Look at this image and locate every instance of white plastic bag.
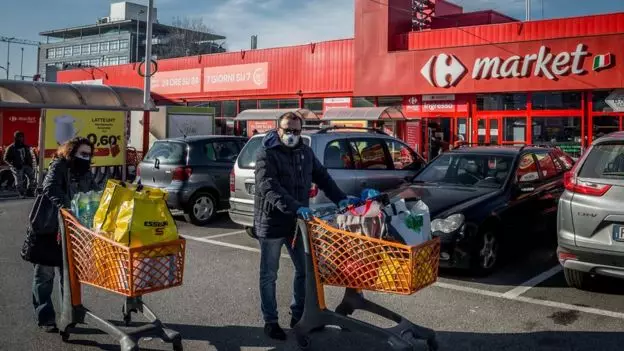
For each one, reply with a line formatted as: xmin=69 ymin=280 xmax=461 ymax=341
xmin=383 ymin=199 xmax=431 ymax=246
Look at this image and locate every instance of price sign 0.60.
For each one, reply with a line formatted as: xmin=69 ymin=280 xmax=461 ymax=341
xmin=86 ymin=133 xmax=122 ymax=147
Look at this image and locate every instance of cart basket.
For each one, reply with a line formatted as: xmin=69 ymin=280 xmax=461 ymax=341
xmin=307 ymin=218 xmax=440 ymax=295
xmin=61 ymin=209 xmax=186 ymax=297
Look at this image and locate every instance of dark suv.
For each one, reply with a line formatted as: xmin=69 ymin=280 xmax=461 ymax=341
xmin=138 ymin=136 xmax=247 ymax=226
xmin=390 ymin=145 xmax=574 ymax=274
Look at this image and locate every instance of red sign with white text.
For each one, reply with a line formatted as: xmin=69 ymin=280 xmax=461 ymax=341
xmin=151 ymin=69 xmax=202 ymax=95
xmin=405 ymin=121 xmax=422 ymax=153
xmin=204 ymin=63 xmax=269 ymax=92
xmin=323 ymin=97 xmax=352 ymax=114
xmin=1 ymin=109 xmax=40 ymax=148
xmin=247 ymin=120 xmax=276 ymax=137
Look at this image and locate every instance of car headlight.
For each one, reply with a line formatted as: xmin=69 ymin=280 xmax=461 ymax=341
xmin=431 ymin=214 xmax=465 ymax=234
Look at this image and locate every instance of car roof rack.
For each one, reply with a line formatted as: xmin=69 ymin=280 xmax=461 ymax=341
xmin=315 ymin=126 xmax=388 ymax=135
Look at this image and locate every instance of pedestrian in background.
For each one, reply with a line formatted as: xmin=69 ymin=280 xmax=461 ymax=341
xmin=23 ymin=137 xmax=98 ymax=332
xmin=3 ymin=131 xmax=36 ymax=198
xmin=254 ymin=113 xmax=355 ymax=340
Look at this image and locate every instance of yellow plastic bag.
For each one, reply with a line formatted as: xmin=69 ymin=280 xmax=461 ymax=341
xmin=112 ymin=187 xmax=178 ymax=248
xmin=374 ymin=253 xmax=413 ymax=292
xmin=93 ymin=180 xmax=136 ymax=233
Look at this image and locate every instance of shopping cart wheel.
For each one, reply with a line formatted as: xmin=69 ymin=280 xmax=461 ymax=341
xmin=122 ymin=305 xmax=136 ymax=326
xmin=296 ymin=334 xmax=311 ymax=351
xmin=60 ymin=331 xmax=70 ymax=342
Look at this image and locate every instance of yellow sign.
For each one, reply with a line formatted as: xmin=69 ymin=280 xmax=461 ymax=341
xmin=330 ymin=120 xmax=368 ymax=129
xmin=44 ymin=109 xmax=125 ymax=167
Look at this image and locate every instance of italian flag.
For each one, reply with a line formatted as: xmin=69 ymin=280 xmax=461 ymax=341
xmin=593 ymin=53 xmax=612 ymax=71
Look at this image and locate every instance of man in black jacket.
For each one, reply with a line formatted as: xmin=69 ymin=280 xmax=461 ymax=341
xmin=3 ymin=131 xmax=36 ymax=197
xmin=254 ymin=113 xmax=353 ymax=340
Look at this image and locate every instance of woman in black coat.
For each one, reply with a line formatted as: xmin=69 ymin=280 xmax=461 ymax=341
xmin=30 ymin=137 xmax=98 ymax=332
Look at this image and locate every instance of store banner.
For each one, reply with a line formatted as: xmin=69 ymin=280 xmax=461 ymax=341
xmin=329 ymin=120 xmax=367 ymax=129
xmin=151 ymin=68 xmax=202 ymax=95
xmin=247 ymin=120 xmax=276 ymax=137
xmin=323 ymin=98 xmax=352 ymax=113
xmin=1 ymin=109 xmax=40 ymax=148
xmin=403 ymin=96 xmax=421 ymax=116
xmin=44 ymin=109 xmax=125 ymax=167
xmin=204 ymin=62 xmax=269 ymax=92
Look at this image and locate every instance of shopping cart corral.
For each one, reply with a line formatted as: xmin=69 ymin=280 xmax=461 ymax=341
xmin=58 ymin=209 xmax=185 ymax=351
xmin=294 ymin=218 xmax=440 ymax=351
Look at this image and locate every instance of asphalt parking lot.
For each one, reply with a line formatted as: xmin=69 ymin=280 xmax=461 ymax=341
xmin=1 ymin=198 xmax=624 ymax=351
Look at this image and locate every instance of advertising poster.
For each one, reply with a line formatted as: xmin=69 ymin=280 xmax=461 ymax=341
xmin=151 ymin=69 xmax=202 ymax=95
xmin=329 ymin=120 xmax=368 ymax=129
xmin=167 ymin=114 xmax=214 ymax=138
xmin=204 ymin=63 xmax=269 ymax=92
xmin=1 ymin=109 xmax=40 ymax=148
xmin=323 ymin=98 xmax=352 ymax=114
xmin=405 ymin=121 xmax=422 ymax=153
xmin=44 ymin=109 xmax=125 ymax=167
xmin=247 ymin=120 xmax=276 ymax=137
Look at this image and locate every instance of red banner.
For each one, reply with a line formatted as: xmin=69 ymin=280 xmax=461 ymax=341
xmin=1 ymin=109 xmax=40 ymax=148
xmin=151 ymin=69 xmax=202 ymax=95
xmin=405 ymin=121 xmax=422 ymax=154
xmin=204 ymin=63 xmax=269 ymax=92
xmin=323 ymin=97 xmax=352 ymax=114
xmin=247 ymin=120 xmax=276 ymax=137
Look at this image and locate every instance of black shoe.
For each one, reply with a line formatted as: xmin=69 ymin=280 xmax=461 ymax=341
xmin=38 ymin=323 xmax=58 ymax=333
xmin=264 ymin=323 xmax=286 ymax=340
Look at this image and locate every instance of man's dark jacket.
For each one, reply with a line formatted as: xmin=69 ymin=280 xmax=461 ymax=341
xmin=254 ymin=131 xmax=346 ymax=239
xmin=3 ymin=143 xmax=34 ymax=169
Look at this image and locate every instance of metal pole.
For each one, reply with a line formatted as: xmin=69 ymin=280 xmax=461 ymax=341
xmin=142 ymin=0 xmax=154 ymax=155
xmin=37 ymin=109 xmax=46 ymax=187
xmin=20 ymin=47 xmax=24 ymax=79
xmin=135 ymin=17 xmax=140 ymax=62
xmin=6 ymin=41 xmax=10 ymax=79
xmin=526 ymin=0 xmax=531 ymax=21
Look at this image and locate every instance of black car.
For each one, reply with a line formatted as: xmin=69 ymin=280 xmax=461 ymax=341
xmin=389 ymin=145 xmax=574 ymax=274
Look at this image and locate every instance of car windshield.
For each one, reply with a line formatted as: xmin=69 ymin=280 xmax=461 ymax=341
xmin=415 ymin=153 xmax=514 ymax=188
xmin=579 ymin=142 xmax=624 ymax=179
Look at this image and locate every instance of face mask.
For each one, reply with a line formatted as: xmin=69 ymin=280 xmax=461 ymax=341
xmin=71 ymin=155 xmax=92 ymax=175
xmin=281 ymin=133 xmax=300 ymax=148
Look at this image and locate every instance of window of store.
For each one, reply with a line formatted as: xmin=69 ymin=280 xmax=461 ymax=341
xmin=592 ymin=116 xmax=621 ymax=140
xmin=532 ymin=92 xmax=582 ymax=110
xmin=477 ymin=93 xmax=527 ymax=111
xmin=239 ymin=100 xmax=258 ymax=112
xmin=503 ymin=117 xmax=527 ymax=143
xmin=303 ymin=98 xmax=323 ymax=115
xmin=531 ymin=116 xmax=582 ymax=156
xmin=278 ymin=99 xmax=299 ymax=109
xmin=377 ymin=96 xmax=403 ymax=108
xmin=222 ymin=101 xmax=237 ymax=117
xmin=592 ymin=90 xmax=614 ymax=112
xmin=353 ymin=97 xmax=376 ymax=107
xmin=259 ymin=100 xmax=278 ymax=109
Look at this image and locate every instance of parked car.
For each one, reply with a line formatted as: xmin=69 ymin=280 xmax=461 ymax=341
xmin=229 ymin=128 xmax=426 ymax=238
xmin=138 ymin=136 xmax=248 ymax=226
xmin=557 ymin=131 xmax=624 ymax=290
xmin=388 ymin=145 xmax=574 ymax=274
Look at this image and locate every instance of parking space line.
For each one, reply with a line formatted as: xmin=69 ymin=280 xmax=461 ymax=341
xmin=202 ymin=230 xmax=246 ymax=239
xmin=185 ymin=234 xmax=624 ymax=320
xmin=501 ymin=265 xmax=563 ymax=299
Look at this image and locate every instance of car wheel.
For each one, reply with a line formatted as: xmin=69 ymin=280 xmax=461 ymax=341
xmin=185 ymin=192 xmax=216 ymax=226
xmin=473 ymin=231 xmax=500 ymax=275
xmin=564 ymin=267 xmax=593 ymax=290
xmin=245 ymin=227 xmax=257 ymax=239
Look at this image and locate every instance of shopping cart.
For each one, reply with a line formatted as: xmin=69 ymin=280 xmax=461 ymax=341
xmin=58 ymin=209 xmax=186 ymax=351
xmin=293 ymin=211 xmax=440 ymax=350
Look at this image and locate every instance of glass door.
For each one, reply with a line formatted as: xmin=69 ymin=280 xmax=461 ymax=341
xmin=502 ymin=116 xmax=527 ymax=145
xmin=423 ymin=116 xmax=453 ymax=160
xmin=476 ymin=116 xmax=500 ymax=145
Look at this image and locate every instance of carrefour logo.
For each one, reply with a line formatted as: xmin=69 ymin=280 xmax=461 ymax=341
xmin=420 ymin=53 xmax=466 ymax=88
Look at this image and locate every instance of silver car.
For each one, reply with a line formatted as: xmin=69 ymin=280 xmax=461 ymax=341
xmin=557 ymin=131 xmax=624 ymax=289
xmin=229 ymin=129 xmax=426 ymax=237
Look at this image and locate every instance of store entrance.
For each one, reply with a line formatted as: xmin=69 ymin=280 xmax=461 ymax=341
xmin=422 ymin=116 xmax=452 ymax=160
xmin=476 ymin=116 xmax=527 ymax=146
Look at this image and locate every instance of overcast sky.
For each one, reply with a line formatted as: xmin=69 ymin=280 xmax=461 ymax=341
xmin=1 ymin=0 xmax=623 ymax=79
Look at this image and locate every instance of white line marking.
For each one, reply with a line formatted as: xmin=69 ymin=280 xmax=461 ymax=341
xmin=203 ymin=230 xmax=246 ymax=239
xmin=185 ymin=234 xmax=624 ymax=320
xmin=501 ymin=265 xmax=563 ymax=298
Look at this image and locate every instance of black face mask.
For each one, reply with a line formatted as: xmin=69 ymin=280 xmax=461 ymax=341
xmin=71 ymin=157 xmax=92 ymax=175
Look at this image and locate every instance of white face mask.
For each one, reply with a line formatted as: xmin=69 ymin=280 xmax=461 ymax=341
xmin=281 ymin=133 xmax=300 ymax=148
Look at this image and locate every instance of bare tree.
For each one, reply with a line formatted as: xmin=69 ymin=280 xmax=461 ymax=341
xmin=153 ymin=17 xmax=226 ymax=59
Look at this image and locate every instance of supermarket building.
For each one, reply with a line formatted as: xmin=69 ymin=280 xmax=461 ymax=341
xmin=58 ymin=0 xmax=624 ymax=158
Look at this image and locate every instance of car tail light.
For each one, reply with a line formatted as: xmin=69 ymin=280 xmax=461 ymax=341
xmin=558 ymin=251 xmax=577 ymax=264
xmin=563 ymin=170 xmax=611 ymax=196
xmin=172 ymin=167 xmax=192 ymax=181
xmin=309 ymin=184 xmax=319 ymax=198
xmin=230 ymin=169 xmax=236 ymax=192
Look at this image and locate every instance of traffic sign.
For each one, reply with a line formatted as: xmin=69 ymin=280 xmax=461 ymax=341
xmin=606 ymin=89 xmax=624 ymax=112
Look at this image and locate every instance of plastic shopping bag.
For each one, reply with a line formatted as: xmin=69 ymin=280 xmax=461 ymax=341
xmin=71 ymin=190 xmax=103 ymax=228
xmin=93 ymin=180 xmax=136 ymax=233
xmin=383 ymin=199 xmax=431 ymax=246
xmin=375 ymin=253 xmax=412 ymax=291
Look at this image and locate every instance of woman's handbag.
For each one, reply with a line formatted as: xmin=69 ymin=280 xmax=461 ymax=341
xmin=28 ymin=192 xmax=59 ymax=236
xmin=21 ymin=192 xmax=62 ymax=266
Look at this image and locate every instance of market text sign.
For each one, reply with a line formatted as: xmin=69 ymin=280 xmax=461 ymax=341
xmin=151 ymin=69 xmax=202 ymax=94
xmin=421 ymin=43 xmax=615 ymax=88
xmin=203 ymin=62 xmax=269 ymax=92
xmin=1 ymin=109 xmax=40 ymax=148
xmin=44 ymin=109 xmax=125 ymax=167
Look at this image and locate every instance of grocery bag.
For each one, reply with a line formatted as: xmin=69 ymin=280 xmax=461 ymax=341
xmin=374 ymin=253 xmax=412 ymax=291
xmin=72 ymin=191 xmax=103 ymax=228
xmin=382 ymin=199 xmax=431 ymax=246
xmin=93 ymin=180 xmax=136 ymax=233
xmin=335 ymin=199 xmax=385 ymax=238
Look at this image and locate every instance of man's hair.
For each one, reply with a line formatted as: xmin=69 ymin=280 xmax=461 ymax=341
xmin=14 ymin=130 xmax=24 ymax=138
xmin=278 ymin=112 xmax=303 ymax=126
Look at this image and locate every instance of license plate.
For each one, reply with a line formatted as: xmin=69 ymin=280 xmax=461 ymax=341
xmin=613 ymin=225 xmax=624 ymax=242
xmin=246 ymin=184 xmax=255 ymax=195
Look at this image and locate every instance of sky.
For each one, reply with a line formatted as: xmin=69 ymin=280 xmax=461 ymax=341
xmin=0 ymin=0 xmax=623 ymax=79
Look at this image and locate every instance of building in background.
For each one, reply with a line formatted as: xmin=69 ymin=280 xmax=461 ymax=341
xmin=38 ymin=1 xmax=225 ymax=81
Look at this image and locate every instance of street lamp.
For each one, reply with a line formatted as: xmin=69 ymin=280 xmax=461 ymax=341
xmin=136 ymin=9 xmax=145 ymax=62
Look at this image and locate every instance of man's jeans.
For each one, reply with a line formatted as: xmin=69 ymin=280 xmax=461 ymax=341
xmin=32 ymin=264 xmax=63 ymax=326
xmin=259 ymin=235 xmax=306 ymax=324
xmin=11 ymin=166 xmax=35 ymax=195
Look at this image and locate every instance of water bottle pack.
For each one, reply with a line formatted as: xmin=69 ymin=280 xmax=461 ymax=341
xmin=71 ymin=191 xmax=103 ymax=228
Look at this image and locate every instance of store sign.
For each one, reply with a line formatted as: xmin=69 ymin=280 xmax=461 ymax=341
xmin=1 ymin=109 xmax=40 ymax=147
xmin=151 ymin=69 xmax=202 ymax=94
xmin=403 ymin=96 xmax=420 ymax=115
xmin=44 ymin=109 xmax=125 ymax=167
xmin=421 ymin=43 xmax=611 ymax=88
xmin=203 ymin=62 xmax=269 ymax=92
xmin=247 ymin=120 xmax=276 ymax=137
xmin=323 ymin=97 xmax=352 ymax=113
xmin=422 ymin=94 xmax=455 ymax=102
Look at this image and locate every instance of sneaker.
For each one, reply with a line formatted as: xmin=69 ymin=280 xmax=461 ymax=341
xmin=264 ymin=323 xmax=286 ymax=340
xmin=38 ymin=323 xmax=58 ymax=333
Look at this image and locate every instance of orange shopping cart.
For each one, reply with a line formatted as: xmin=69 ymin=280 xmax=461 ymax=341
xmin=293 ymin=216 xmax=440 ymax=351
xmin=57 ymin=209 xmax=186 ymax=351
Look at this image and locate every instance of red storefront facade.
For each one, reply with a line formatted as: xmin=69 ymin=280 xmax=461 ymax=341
xmin=58 ymin=0 xmax=624 ymax=158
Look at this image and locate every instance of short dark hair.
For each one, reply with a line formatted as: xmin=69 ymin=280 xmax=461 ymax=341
xmin=278 ymin=112 xmax=303 ymax=126
xmin=14 ymin=130 xmax=24 ymax=138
